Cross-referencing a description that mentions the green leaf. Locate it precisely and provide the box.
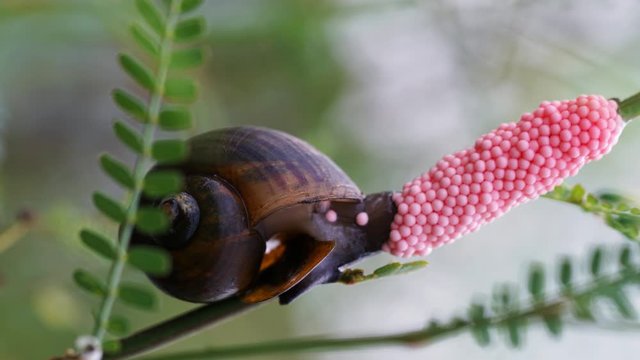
[130,24,160,56]
[93,192,126,223]
[573,297,594,320]
[569,184,585,204]
[144,170,183,198]
[119,283,157,310]
[135,0,165,36]
[396,260,429,274]
[112,89,147,122]
[506,319,522,348]
[164,0,204,13]
[631,208,640,215]
[72,269,106,296]
[616,203,630,212]
[175,17,205,42]
[128,246,172,275]
[559,257,572,290]
[165,78,197,102]
[606,216,639,239]
[119,54,155,91]
[79,229,117,261]
[113,121,143,154]
[151,139,188,163]
[99,154,135,189]
[590,247,604,277]
[542,314,562,337]
[619,245,633,269]
[136,207,170,235]
[159,107,192,131]
[107,315,130,336]
[607,290,636,319]
[170,48,203,69]
[180,0,204,12]
[468,304,490,346]
[102,340,122,354]
[372,262,401,277]
[585,194,598,208]
[527,263,544,302]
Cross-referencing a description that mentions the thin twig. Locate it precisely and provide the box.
[94,0,184,340]
[105,297,259,360]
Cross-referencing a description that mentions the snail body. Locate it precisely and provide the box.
[132,126,395,304]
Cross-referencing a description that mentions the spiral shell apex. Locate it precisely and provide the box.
[384,95,624,257]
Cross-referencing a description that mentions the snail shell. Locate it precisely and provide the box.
[132,126,394,304]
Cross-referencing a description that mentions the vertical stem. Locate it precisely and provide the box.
[93,0,184,340]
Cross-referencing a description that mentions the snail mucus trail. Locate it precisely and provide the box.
[131,126,396,305]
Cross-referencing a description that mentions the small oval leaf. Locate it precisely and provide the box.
[542,314,562,337]
[107,315,131,336]
[619,245,632,269]
[128,246,172,275]
[73,269,106,296]
[119,283,157,310]
[113,121,143,154]
[151,139,188,163]
[100,154,135,189]
[373,262,402,277]
[112,89,147,122]
[119,54,155,91]
[181,0,204,12]
[165,78,197,102]
[159,107,192,131]
[396,260,428,274]
[590,247,604,277]
[170,48,203,69]
[136,207,170,235]
[130,24,160,56]
[79,229,117,261]
[135,0,165,36]
[527,263,545,302]
[102,340,122,354]
[608,290,636,319]
[143,170,183,198]
[468,304,490,346]
[559,257,572,289]
[93,192,127,223]
[175,17,205,42]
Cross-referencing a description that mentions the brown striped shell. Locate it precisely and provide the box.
[132,126,365,304]
[183,126,364,225]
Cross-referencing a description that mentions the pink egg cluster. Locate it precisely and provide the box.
[384,95,624,257]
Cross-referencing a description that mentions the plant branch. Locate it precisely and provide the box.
[108,261,640,359]
[94,0,183,341]
[105,297,259,360]
[618,90,640,121]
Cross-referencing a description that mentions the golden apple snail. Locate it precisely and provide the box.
[131,95,625,305]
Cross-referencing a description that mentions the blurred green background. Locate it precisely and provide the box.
[2,0,640,359]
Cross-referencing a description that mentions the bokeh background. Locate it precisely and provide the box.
[2,0,640,359]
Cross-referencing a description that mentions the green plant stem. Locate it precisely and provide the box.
[109,267,640,359]
[105,297,259,360]
[93,0,183,340]
[618,90,640,121]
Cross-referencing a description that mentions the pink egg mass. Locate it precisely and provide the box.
[384,95,625,257]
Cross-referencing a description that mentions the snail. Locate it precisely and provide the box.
[131,126,396,305]
[132,95,626,305]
